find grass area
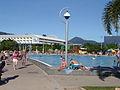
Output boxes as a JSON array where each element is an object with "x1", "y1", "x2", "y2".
[{"x1": 82, "y1": 86, "x2": 120, "y2": 90}]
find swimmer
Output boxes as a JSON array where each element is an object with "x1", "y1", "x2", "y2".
[
  {"x1": 60, "y1": 56, "x2": 63, "y2": 60},
  {"x1": 91, "y1": 57, "x2": 96, "y2": 60}
]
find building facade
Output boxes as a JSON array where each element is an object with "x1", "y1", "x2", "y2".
[
  {"x1": 104, "y1": 36, "x2": 120, "y2": 45},
  {"x1": 0, "y1": 34, "x2": 65, "y2": 45}
]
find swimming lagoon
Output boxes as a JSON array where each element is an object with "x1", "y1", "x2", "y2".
[{"x1": 28, "y1": 55, "x2": 117, "y2": 68}]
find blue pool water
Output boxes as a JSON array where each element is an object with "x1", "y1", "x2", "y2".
[{"x1": 28, "y1": 55, "x2": 117, "y2": 67}]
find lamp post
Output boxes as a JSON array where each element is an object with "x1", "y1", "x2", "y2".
[
  {"x1": 101, "y1": 42, "x2": 102, "y2": 51},
  {"x1": 59, "y1": 8, "x2": 70, "y2": 64},
  {"x1": 18, "y1": 41, "x2": 21, "y2": 50},
  {"x1": 25, "y1": 41, "x2": 26, "y2": 51},
  {"x1": 42, "y1": 42, "x2": 45, "y2": 54}
]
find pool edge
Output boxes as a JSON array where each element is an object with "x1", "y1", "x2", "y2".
[{"x1": 27, "y1": 58, "x2": 98, "y2": 76}]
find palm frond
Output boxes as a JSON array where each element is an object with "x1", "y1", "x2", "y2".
[{"x1": 102, "y1": 0, "x2": 120, "y2": 35}]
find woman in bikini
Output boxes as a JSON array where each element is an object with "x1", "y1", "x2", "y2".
[{"x1": 57, "y1": 57, "x2": 67, "y2": 71}]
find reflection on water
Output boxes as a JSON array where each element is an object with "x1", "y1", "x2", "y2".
[{"x1": 28, "y1": 55, "x2": 117, "y2": 67}]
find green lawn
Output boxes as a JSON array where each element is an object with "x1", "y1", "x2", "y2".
[{"x1": 82, "y1": 86, "x2": 120, "y2": 90}]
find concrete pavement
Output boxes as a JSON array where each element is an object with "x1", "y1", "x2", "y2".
[{"x1": 0, "y1": 61, "x2": 64, "y2": 90}]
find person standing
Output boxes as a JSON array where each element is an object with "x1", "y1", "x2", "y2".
[
  {"x1": 116, "y1": 50, "x2": 120, "y2": 67},
  {"x1": 0, "y1": 53, "x2": 6, "y2": 80},
  {"x1": 12, "y1": 50, "x2": 18, "y2": 70},
  {"x1": 22, "y1": 51, "x2": 27, "y2": 67},
  {"x1": 19, "y1": 50, "x2": 23, "y2": 60}
]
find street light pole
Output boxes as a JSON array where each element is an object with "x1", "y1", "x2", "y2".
[
  {"x1": 100, "y1": 36, "x2": 103, "y2": 54},
  {"x1": 65, "y1": 21, "x2": 69, "y2": 64},
  {"x1": 42, "y1": 43, "x2": 45, "y2": 54},
  {"x1": 59, "y1": 8, "x2": 70, "y2": 64}
]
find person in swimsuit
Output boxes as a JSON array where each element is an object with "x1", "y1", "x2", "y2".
[
  {"x1": 69, "y1": 59, "x2": 79, "y2": 70},
  {"x1": 57, "y1": 57, "x2": 67, "y2": 71},
  {"x1": 69, "y1": 59, "x2": 88, "y2": 71},
  {"x1": 12, "y1": 50, "x2": 18, "y2": 70}
]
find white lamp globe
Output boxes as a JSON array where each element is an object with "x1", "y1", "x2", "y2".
[{"x1": 64, "y1": 11, "x2": 70, "y2": 19}]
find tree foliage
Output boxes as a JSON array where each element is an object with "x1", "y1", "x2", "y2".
[
  {"x1": 82, "y1": 42, "x2": 119, "y2": 54},
  {"x1": 0, "y1": 39, "x2": 18, "y2": 50},
  {"x1": 82, "y1": 43, "x2": 101, "y2": 53},
  {"x1": 102, "y1": 0, "x2": 120, "y2": 35},
  {"x1": 105, "y1": 43, "x2": 118, "y2": 50}
]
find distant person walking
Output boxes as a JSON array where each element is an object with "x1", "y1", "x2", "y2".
[
  {"x1": 12, "y1": 50, "x2": 18, "y2": 70},
  {"x1": 4, "y1": 50, "x2": 10, "y2": 66},
  {"x1": 22, "y1": 51, "x2": 27, "y2": 67},
  {"x1": 19, "y1": 50, "x2": 23, "y2": 60}
]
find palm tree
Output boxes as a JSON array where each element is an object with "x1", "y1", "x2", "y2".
[{"x1": 102, "y1": 0, "x2": 120, "y2": 35}]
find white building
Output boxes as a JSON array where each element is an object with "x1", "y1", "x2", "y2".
[{"x1": 0, "y1": 34, "x2": 65, "y2": 45}]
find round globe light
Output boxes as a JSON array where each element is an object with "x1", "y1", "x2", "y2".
[{"x1": 64, "y1": 11, "x2": 70, "y2": 19}]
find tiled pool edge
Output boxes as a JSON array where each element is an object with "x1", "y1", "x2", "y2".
[{"x1": 27, "y1": 58, "x2": 98, "y2": 76}]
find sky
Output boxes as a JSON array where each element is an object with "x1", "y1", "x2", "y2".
[{"x1": 0, "y1": 0, "x2": 113, "y2": 42}]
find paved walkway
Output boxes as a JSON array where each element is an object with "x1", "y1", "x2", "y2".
[
  {"x1": 0, "y1": 61, "x2": 64, "y2": 90},
  {"x1": 1, "y1": 61, "x2": 120, "y2": 90}
]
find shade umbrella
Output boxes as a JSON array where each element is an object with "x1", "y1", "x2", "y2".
[
  {"x1": 108, "y1": 49, "x2": 116, "y2": 52},
  {"x1": 107, "y1": 49, "x2": 113, "y2": 52}
]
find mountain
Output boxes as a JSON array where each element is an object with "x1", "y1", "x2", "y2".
[
  {"x1": 0, "y1": 32, "x2": 13, "y2": 35},
  {"x1": 69, "y1": 37, "x2": 98, "y2": 45}
]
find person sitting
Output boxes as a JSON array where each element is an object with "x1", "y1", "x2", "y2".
[
  {"x1": 69, "y1": 59, "x2": 80, "y2": 70},
  {"x1": 69, "y1": 59, "x2": 88, "y2": 71},
  {"x1": 57, "y1": 57, "x2": 67, "y2": 71},
  {"x1": 70, "y1": 59, "x2": 79, "y2": 64}
]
